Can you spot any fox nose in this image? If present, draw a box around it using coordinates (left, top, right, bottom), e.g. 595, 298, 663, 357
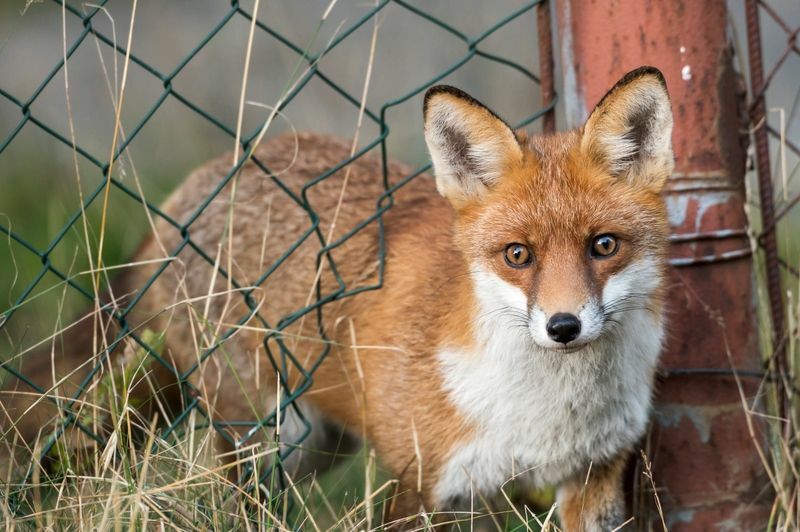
546, 313, 581, 344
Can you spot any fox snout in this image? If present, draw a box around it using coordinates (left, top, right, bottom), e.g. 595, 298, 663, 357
529, 299, 606, 350
545, 313, 581, 344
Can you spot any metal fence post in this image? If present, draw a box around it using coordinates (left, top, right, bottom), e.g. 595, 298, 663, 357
556, 0, 771, 529
745, 0, 786, 399
536, 0, 556, 134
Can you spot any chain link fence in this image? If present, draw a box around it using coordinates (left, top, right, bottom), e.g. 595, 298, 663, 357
744, 0, 799, 381
0, 0, 556, 521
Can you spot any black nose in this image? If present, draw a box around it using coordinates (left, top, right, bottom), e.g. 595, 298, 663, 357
546, 313, 581, 344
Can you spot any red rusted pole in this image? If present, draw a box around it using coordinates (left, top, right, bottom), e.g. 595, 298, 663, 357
556, 1, 771, 530
537, 0, 556, 134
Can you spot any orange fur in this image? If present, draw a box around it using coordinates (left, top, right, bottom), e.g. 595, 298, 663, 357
558, 454, 629, 532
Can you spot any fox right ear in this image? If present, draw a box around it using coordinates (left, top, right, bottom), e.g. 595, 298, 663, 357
581, 66, 674, 191
424, 86, 523, 208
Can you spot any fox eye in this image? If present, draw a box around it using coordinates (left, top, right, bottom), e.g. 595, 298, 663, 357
504, 243, 533, 268
590, 234, 619, 258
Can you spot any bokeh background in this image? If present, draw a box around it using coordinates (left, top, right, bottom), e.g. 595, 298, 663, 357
0, 1, 560, 354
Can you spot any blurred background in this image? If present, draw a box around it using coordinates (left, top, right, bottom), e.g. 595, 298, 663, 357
0, 1, 559, 353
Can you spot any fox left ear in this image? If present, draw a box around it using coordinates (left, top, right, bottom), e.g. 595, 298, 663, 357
424, 86, 524, 208
581, 66, 674, 191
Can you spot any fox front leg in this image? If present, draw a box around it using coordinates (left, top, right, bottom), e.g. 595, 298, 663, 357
556, 454, 629, 531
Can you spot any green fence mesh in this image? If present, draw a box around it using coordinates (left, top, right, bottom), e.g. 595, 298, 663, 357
0, 0, 556, 519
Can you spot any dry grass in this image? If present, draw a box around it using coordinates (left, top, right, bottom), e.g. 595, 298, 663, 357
0, 412, 556, 530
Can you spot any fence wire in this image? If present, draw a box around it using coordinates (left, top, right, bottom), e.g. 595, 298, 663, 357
0, 0, 556, 519
744, 0, 800, 401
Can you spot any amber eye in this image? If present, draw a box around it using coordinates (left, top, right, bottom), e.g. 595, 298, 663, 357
590, 234, 619, 258
504, 243, 533, 268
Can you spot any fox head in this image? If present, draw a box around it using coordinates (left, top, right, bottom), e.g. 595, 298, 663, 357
424, 66, 672, 351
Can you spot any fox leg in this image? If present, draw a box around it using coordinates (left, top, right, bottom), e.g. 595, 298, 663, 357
556, 453, 629, 532
383, 478, 425, 528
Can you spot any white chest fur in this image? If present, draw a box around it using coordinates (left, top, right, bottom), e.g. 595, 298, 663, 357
432, 269, 664, 504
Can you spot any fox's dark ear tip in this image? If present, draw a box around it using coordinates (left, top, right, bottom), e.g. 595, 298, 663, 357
593, 66, 669, 111
423, 85, 470, 117
621, 66, 667, 89
422, 85, 511, 129
425, 85, 463, 100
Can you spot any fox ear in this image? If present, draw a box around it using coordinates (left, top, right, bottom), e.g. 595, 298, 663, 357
424, 86, 523, 207
581, 66, 674, 191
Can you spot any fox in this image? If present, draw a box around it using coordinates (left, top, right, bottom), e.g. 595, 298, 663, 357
1, 66, 673, 530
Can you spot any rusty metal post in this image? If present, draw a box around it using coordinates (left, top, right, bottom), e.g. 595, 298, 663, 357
745, 0, 786, 382
556, 1, 771, 530
537, 0, 556, 134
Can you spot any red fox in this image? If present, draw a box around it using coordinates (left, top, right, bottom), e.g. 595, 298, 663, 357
2, 66, 673, 530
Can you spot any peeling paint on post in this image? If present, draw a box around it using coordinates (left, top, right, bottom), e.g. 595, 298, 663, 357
556, 1, 771, 529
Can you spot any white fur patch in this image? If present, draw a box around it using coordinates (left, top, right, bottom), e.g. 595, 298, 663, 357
602, 255, 662, 309
433, 261, 664, 505
598, 130, 640, 176
471, 267, 529, 322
